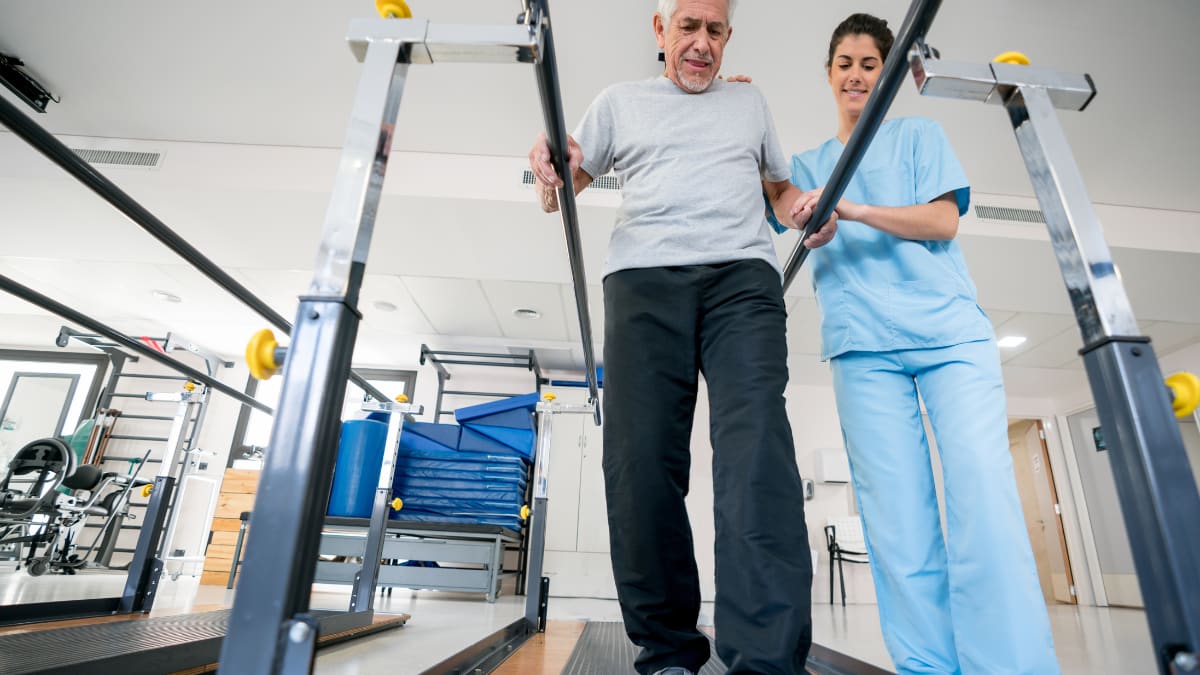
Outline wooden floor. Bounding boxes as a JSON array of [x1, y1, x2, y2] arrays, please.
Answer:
[[494, 620, 586, 675]]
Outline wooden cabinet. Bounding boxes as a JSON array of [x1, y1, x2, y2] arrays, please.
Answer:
[[200, 468, 258, 586]]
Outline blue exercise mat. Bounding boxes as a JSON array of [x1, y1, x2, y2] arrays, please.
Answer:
[[454, 392, 540, 429]]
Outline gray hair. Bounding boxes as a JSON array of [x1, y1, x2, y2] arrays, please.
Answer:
[[657, 0, 737, 28]]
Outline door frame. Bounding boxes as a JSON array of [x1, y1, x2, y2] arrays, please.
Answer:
[[1048, 407, 1109, 606]]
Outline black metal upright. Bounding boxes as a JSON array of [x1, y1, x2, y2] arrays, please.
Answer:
[[527, 0, 602, 423], [217, 29, 412, 675], [1003, 84, 1200, 673], [779, 0, 943, 291], [906, 40, 1200, 673]]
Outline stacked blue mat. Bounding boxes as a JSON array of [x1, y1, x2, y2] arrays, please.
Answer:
[[390, 393, 540, 531]]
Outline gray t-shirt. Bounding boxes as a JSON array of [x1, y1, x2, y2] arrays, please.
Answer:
[[574, 76, 791, 278]]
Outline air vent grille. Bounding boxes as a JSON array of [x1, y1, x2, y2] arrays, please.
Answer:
[[69, 148, 161, 168], [522, 169, 619, 191], [974, 204, 1045, 224]]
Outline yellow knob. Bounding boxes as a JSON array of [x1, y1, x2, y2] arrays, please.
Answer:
[[246, 329, 280, 381], [141, 484, 153, 498], [375, 0, 412, 18], [543, 392, 557, 402], [184, 381, 196, 392], [395, 394, 409, 403], [993, 51, 1031, 66], [520, 505, 531, 520], [391, 498, 404, 511], [1166, 372, 1200, 419]]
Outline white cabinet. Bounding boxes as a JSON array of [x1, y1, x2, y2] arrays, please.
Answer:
[[576, 415, 610, 553], [545, 411, 584, 552]]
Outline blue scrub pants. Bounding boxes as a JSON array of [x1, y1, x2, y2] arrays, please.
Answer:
[[829, 340, 1059, 674]]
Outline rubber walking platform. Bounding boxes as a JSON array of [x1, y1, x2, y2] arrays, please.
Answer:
[[0, 608, 409, 675], [559, 621, 893, 675]]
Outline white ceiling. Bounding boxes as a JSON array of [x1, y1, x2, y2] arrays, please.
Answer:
[[0, 0, 1198, 404]]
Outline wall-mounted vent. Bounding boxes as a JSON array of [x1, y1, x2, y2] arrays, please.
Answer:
[[69, 148, 161, 168], [974, 204, 1045, 224], [522, 169, 619, 191]]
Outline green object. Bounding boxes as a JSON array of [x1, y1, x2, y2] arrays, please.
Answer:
[[67, 419, 94, 463], [55, 419, 95, 494]]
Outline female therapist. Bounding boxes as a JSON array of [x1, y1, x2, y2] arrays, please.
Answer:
[[784, 13, 1061, 675]]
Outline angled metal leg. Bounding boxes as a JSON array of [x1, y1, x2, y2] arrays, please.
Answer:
[[1005, 84, 1200, 674], [218, 33, 410, 674], [909, 48, 1200, 673]]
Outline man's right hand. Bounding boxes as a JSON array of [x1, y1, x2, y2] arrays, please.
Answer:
[[529, 132, 584, 213]]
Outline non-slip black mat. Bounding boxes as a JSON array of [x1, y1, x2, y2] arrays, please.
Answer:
[[561, 621, 727, 675]]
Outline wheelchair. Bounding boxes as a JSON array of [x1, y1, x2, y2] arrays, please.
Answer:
[[0, 437, 151, 576]]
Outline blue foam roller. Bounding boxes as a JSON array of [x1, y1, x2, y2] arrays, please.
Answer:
[[327, 419, 388, 518]]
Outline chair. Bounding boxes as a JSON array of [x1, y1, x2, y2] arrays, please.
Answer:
[[227, 511, 251, 589], [825, 517, 869, 607], [0, 437, 75, 520]]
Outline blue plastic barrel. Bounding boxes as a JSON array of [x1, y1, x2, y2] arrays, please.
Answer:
[[327, 419, 389, 518]]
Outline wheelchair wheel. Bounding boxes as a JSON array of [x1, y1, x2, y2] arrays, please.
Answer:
[[27, 557, 50, 577]]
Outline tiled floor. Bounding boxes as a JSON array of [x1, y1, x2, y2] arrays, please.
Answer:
[[0, 570, 1158, 673]]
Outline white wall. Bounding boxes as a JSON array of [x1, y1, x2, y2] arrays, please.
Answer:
[[536, 373, 1062, 607]]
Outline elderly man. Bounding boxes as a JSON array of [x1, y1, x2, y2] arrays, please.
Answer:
[[528, 1, 834, 673]]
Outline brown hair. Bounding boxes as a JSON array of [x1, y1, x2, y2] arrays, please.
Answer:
[[826, 13, 894, 69]]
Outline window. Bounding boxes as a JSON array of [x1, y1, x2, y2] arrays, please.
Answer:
[[0, 349, 107, 467]]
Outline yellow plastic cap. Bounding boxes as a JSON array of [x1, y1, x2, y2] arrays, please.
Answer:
[[141, 484, 154, 498], [376, 0, 412, 18], [542, 392, 557, 402], [391, 498, 404, 511], [184, 381, 196, 392], [520, 505, 531, 520], [245, 329, 280, 381], [1166, 372, 1200, 418], [993, 51, 1031, 66], [395, 394, 409, 403]]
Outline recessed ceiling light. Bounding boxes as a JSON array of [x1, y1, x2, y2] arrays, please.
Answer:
[[997, 335, 1027, 349], [150, 289, 181, 303], [373, 300, 397, 312], [513, 307, 541, 320]]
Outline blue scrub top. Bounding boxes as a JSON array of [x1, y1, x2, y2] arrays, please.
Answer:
[[784, 117, 993, 360]]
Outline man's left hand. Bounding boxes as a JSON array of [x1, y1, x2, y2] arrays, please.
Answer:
[[788, 194, 838, 249]]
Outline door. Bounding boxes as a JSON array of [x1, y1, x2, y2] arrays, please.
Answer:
[[1008, 419, 1076, 604]]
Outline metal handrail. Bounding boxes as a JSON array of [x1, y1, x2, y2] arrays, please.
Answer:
[[0, 274, 271, 414], [529, 0, 602, 423], [0, 94, 389, 404]]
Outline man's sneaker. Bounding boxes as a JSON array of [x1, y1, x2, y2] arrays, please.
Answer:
[[652, 669, 695, 675]]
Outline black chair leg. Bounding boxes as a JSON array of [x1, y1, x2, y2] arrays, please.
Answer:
[[829, 553, 835, 605], [838, 557, 847, 607]]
